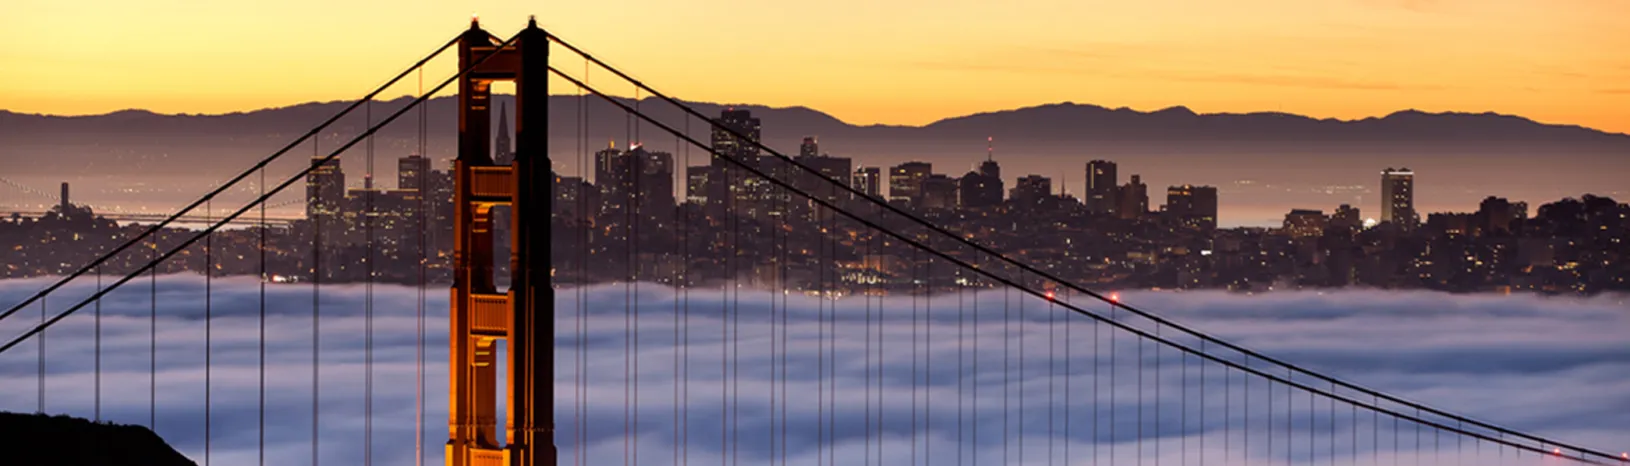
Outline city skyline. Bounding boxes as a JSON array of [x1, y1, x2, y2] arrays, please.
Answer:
[[3, 1, 1628, 134]]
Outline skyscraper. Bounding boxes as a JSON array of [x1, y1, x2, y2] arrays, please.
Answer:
[[398, 155, 430, 191], [793, 152, 852, 202], [961, 139, 1004, 209], [959, 170, 1003, 209], [1331, 204, 1362, 230], [800, 136, 819, 158], [493, 102, 513, 165], [1166, 184, 1218, 230], [1086, 160, 1118, 215], [1116, 175, 1149, 220], [921, 174, 958, 210], [709, 109, 764, 218], [1380, 167, 1416, 229], [306, 156, 345, 219], [889, 161, 933, 206], [1010, 175, 1053, 206], [1283, 209, 1328, 238], [685, 165, 713, 205], [853, 166, 882, 199]]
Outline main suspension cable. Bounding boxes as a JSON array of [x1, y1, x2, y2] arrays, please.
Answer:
[[0, 32, 523, 358], [542, 65, 1619, 464], [541, 32, 1621, 464], [0, 34, 463, 327]]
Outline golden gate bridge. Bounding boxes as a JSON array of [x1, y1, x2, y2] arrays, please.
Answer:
[[0, 16, 1625, 466]]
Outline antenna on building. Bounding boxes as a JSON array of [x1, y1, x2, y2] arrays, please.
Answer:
[[986, 136, 994, 162]]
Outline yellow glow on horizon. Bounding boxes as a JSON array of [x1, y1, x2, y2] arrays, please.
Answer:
[[1, 0, 1627, 133]]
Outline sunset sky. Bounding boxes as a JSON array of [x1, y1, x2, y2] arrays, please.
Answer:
[[3, 0, 1627, 133]]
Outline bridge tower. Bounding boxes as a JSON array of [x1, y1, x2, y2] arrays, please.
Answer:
[[448, 17, 554, 466]]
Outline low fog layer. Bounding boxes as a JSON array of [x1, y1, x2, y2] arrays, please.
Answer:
[[0, 277, 1625, 465]]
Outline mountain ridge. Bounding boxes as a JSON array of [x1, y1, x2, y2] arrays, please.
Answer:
[[4, 96, 1625, 141]]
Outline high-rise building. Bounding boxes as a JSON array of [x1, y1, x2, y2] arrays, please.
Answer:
[[1283, 209, 1328, 238], [921, 174, 959, 210], [306, 156, 345, 219], [1331, 204, 1362, 230], [493, 102, 513, 165], [799, 136, 819, 158], [1116, 175, 1148, 220], [553, 174, 595, 220], [1476, 196, 1525, 236], [959, 170, 1003, 209], [853, 166, 882, 199], [1166, 184, 1218, 230], [1380, 167, 1416, 229], [1086, 160, 1118, 215], [595, 143, 675, 237], [1010, 175, 1053, 206], [595, 143, 630, 215], [888, 161, 933, 206], [398, 155, 430, 191], [685, 165, 713, 205], [793, 152, 852, 205], [709, 109, 766, 218], [59, 182, 69, 213]]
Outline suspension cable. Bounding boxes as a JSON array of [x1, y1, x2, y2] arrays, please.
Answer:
[[543, 66, 1621, 464], [0, 34, 463, 327], [0, 32, 523, 358], [541, 32, 1622, 464]]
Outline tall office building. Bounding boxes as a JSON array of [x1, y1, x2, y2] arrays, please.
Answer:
[[853, 166, 882, 199], [306, 157, 345, 219], [1336, 205, 1362, 231], [961, 141, 1004, 209], [493, 102, 513, 165], [921, 174, 959, 210], [1116, 175, 1149, 220], [595, 143, 630, 215], [1010, 175, 1053, 206], [793, 153, 852, 199], [1086, 160, 1118, 215], [1380, 168, 1416, 229], [596, 144, 675, 236], [398, 155, 430, 191], [959, 170, 1003, 209], [1283, 209, 1328, 238], [1331, 204, 1362, 230], [709, 109, 766, 218], [1166, 184, 1219, 230], [889, 161, 933, 206], [799, 137, 819, 158], [685, 165, 713, 205]]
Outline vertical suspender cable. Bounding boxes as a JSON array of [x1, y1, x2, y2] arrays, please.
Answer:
[[260, 166, 268, 466], [205, 198, 213, 466], [312, 137, 322, 466], [39, 294, 45, 413], [632, 88, 642, 466], [151, 236, 158, 429], [673, 104, 684, 466], [364, 97, 375, 466], [95, 266, 102, 422], [1049, 284, 1056, 466], [413, 63, 426, 466], [958, 253, 966, 466]]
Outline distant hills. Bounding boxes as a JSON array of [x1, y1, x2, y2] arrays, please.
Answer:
[[3, 95, 1626, 148], [0, 412, 195, 466]]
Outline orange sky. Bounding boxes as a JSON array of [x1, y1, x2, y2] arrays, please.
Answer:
[[2, 0, 1627, 133]]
